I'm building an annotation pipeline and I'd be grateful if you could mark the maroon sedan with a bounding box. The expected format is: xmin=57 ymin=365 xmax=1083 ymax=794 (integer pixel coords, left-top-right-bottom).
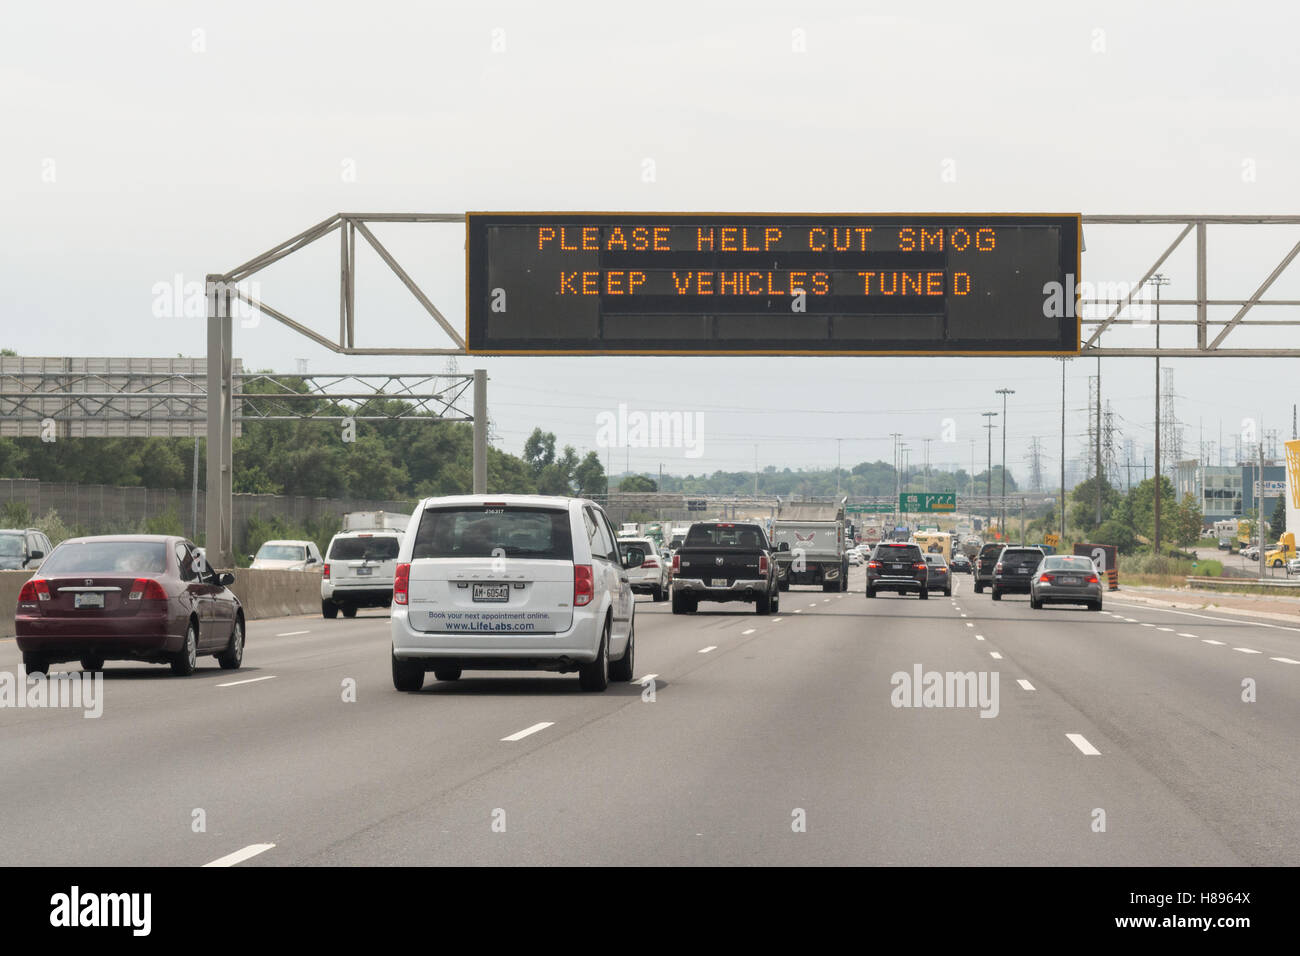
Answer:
xmin=15 ymin=535 xmax=245 ymax=676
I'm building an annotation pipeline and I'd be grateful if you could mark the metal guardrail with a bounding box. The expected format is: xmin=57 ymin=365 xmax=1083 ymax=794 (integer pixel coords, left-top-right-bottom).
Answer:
xmin=1185 ymin=575 xmax=1300 ymax=590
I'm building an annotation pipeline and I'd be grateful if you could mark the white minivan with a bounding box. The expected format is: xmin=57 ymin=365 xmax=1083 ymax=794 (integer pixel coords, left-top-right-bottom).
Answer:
xmin=390 ymin=495 xmax=638 ymax=692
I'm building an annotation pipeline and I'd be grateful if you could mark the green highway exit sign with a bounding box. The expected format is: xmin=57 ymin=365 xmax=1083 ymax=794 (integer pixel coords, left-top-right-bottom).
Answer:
xmin=899 ymin=492 xmax=957 ymax=513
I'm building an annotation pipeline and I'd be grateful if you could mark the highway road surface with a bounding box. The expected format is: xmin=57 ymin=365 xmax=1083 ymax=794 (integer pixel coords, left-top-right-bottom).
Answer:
xmin=2 ymin=567 xmax=1298 ymax=866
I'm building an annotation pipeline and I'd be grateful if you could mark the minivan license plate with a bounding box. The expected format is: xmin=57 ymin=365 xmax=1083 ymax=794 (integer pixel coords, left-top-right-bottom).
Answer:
xmin=75 ymin=593 xmax=104 ymax=609
xmin=472 ymin=583 xmax=509 ymax=603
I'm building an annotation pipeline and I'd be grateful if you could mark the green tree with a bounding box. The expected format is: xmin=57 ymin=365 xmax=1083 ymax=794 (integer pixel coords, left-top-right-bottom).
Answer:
xmin=619 ymin=474 xmax=657 ymax=493
xmin=1069 ymin=474 xmax=1121 ymax=535
xmin=573 ymin=452 xmax=607 ymax=497
xmin=1125 ymin=475 xmax=1176 ymax=547
xmin=523 ymin=429 xmax=557 ymax=475
xmin=1270 ymin=497 xmax=1287 ymax=541
xmin=1171 ymin=493 xmax=1204 ymax=548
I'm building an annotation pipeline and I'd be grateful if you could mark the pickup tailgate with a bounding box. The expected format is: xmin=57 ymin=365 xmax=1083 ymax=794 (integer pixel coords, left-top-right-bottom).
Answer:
xmin=677 ymin=550 xmax=764 ymax=587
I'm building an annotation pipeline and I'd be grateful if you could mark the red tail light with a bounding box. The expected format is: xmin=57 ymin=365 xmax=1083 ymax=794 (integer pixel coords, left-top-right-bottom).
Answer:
xmin=323 ymin=562 xmax=331 ymax=579
xmin=867 ymin=560 xmax=880 ymax=569
xmin=393 ymin=563 xmax=410 ymax=605
xmin=914 ymin=563 xmax=927 ymax=571
xmin=641 ymin=558 xmax=659 ymax=568
xmin=995 ymin=563 xmax=1004 ymax=573
xmin=1086 ymin=574 xmax=1100 ymax=584
xmin=574 ymin=564 xmax=594 ymax=606
xmin=128 ymin=578 xmax=167 ymax=601
xmin=1038 ymin=573 xmax=1053 ymax=583
xmin=18 ymin=579 xmax=51 ymax=602
xmin=759 ymin=554 xmax=769 ymax=574
xmin=671 ymin=553 xmax=680 ymax=573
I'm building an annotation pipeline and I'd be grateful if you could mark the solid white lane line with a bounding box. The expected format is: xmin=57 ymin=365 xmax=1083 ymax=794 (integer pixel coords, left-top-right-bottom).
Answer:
xmin=501 ymin=722 xmax=554 ymax=742
xmin=989 ymin=651 xmax=1002 ymax=659
xmin=698 ymin=646 xmax=717 ymax=654
xmin=1271 ymin=657 xmax=1300 ymax=664
xmin=1017 ymin=679 xmax=1035 ymax=691
xmin=1066 ymin=733 xmax=1101 ymax=756
xmin=1202 ymin=639 xmax=1225 ymax=646
xmin=275 ymin=630 xmax=310 ymax=637
xmin=1178 ymin=633 xmax=1198 ymax=638
xmin=216 ymin=676 xmax=277 ymax=688
xmin=203 ymin=844 xmax=276 ymax=867
xmin=1233 ymin=647 xmax=1262 ymax=654
xmin=1107 ymin=600 xmax=1300 ymax=634
xmin=741 ymin=628 xmax=756 ymax=635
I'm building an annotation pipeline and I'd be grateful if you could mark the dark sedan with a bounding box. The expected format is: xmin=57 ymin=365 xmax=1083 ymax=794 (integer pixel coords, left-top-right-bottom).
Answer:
xmin=949 ymin=553 xmax=973 ymax=574
xmin=15 ymin=535 xmax=245 ymax=676
xmin=923 ymin=553 xmax=952 ymax=596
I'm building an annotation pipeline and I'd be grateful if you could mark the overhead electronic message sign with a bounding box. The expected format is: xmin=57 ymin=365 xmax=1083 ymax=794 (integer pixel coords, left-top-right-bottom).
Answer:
xmin=466 ymin=213 xmax=1080 ymax=355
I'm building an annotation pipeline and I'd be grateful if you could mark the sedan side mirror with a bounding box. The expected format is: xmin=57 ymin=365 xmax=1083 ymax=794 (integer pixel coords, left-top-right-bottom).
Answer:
xmin=218 ymin=572 xmax=236 ymax=587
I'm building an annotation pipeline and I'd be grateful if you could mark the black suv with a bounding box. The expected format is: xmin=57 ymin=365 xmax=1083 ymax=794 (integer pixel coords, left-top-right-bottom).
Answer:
xmin=991 ymin=546 xmax=1047 ymax=600
xmin=973 ymin=542 xmax=1002 ymax=593
xmin=866 ymin=542 xmax=929 ymax=599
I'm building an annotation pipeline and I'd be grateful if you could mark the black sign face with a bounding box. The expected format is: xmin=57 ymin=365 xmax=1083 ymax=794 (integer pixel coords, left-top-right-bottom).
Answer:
xmin=466 ymin=213 xmax=1081 ymax=355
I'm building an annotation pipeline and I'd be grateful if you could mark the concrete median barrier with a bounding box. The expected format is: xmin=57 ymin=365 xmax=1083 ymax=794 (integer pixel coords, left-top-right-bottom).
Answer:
xmin=1 ymin=569 xmax=325 ymax=637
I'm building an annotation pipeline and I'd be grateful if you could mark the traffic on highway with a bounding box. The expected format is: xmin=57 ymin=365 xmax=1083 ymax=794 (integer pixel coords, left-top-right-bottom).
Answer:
xmin=7 ymin=0 xmax=1297 ymax=939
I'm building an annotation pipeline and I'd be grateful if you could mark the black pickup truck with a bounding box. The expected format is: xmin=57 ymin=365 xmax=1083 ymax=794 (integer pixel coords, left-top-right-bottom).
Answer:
xmin=670 ymin=521 xmax=781 ymax=615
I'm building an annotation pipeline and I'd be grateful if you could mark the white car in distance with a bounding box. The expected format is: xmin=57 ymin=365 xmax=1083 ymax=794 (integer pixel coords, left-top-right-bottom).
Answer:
xmin=250 ymin=539 xmax=322 ymax=571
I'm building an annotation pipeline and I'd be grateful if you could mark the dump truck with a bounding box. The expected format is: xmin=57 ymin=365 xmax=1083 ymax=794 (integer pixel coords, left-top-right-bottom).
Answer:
xmin=771 ymin=500 xmax=848 ymax=592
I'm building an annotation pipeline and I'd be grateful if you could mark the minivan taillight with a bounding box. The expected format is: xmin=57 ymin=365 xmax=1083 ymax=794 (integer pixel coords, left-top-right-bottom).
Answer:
xmin=18 ymin=579 xmax=50 ymax=602
xmin=393 ymin=563 xmax=410 ymax=605
xmin=574 ymin=564 xmax=594 ymax=606
xmin=128 ymin=578 xmax=167 ymax=601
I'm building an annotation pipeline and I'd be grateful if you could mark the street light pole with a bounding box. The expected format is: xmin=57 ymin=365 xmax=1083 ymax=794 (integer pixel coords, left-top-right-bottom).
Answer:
xmin=982 ymin=412 xmax=998 ymax=532
xmin=996 ymin=388 xmax=1015 ymax=532
xmin=1056 ymin=356 xmax=1070 ymax=541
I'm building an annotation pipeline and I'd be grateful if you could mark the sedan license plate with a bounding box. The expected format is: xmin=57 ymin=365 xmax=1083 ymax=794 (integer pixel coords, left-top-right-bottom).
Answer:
xmin=74 ymin=593 xmax=104 ymax=609
xmin=892 ymin=564 xmax=904 ymax=570
xmin=472 ymin=583 xmax=509 ymax=603
xmin=1059 ymin=576 xmax=1080 ymax=585
xmin=711 ymin=578 xmax=728 ymax=588
xmin=355 ymin=566 xmax=372 ymax=576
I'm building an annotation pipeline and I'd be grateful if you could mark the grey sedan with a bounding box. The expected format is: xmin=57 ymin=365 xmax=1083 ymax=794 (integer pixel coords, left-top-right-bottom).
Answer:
xmin=922 ymin=553 xmax=952 ymax=596
xmin=1029 ymin=555 xmax=1103 ymax=611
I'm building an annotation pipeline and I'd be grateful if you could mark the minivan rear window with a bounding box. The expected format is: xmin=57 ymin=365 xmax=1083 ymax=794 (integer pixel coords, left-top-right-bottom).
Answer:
xmin=329 ymin=536 xmax=400 ymax=561
xmin=411 ymin=507 xmax=573 ymax=560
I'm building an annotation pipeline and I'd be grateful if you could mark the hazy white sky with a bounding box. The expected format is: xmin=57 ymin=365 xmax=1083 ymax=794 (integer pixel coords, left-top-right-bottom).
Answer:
xmin=4 ymin=1 xmax=1299 ymax=484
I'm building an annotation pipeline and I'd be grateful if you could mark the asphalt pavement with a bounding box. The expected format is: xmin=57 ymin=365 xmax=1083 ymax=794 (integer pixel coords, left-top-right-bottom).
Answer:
xmin=2 ymin=566 xmax=1297 ymax=866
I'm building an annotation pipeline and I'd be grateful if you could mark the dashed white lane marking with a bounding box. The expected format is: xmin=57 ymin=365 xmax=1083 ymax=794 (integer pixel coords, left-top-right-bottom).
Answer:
xmin=975 ymin=634 xmax=985 ymax=641
xmin=1066 ymin=733 xmax=1101 ymax=756
xmin=741 ymin=628 xmax=756 ymax=635
xmin=960 ymin=614 xmax=967 ymax=618
xmin=275 ymin=630 xmax=310 ymax=637
xmin=1123 ymin=618 xmax=1139 ymax=623
xmin=1016 ymin=679 xmax=1035 ymax=691
xmin=793 ymin=609 xmax=803 ymax=614
xmin=216 ymin=675 xmax=277 ymax=688
xmin=965 ymin=623 xmax=974 ymax=628
xmin=1107 ymin=600 xmax=1300 ymax=634
xmin=1233 ymin=647 xmax=1262 ymax=654
xmin=698 ymin=646 xmax=717 ymax=654
xmin=1139 ymin=623 xmax=1155 ymax=628
xmin=1202 ymin=639 xmax=1225 ymax=646
xmin=989 ymin=651 xmax=1003 ymax=659
xmin=1178 ymin=633 xmax=1198 ymax=638
xmin=501 ymin=722 xmax=554 ymax=742
xmin=822 ymin=600 xmax=831 ymax=604
xmin=1271 ymin=657 xmax=1300 ymax=664
xmin=203 ymin=844 xmax=276 ymax=867
xmin=772 ymin=618 xmax=783 ymax=623
xmin=1156 ymin=627 xmax=1174 ymax=632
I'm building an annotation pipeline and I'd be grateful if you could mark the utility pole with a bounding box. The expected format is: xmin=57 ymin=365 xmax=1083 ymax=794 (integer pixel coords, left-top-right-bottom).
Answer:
xmin=1259 ymin=428 xmax=1267 ymax=580
xmin=1150 ymin=273 xmax=1170 ymax=554
xmin=996 ymin=388 xmax=1015 ymax=532
xmin=754 ymin=445 xmax=759 ymax=496
xmin=982 ymin=412 xmax=998 ymax=533
xmin=1095 ymin=357 xmax=1102 ymax=525
xmin=836 ymin=438 xmax=842 ymax=497
xmin=890 ymin=432 xmax=902 ymax=526
xmin=923 ymin=437 xmax=932 ymax=494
